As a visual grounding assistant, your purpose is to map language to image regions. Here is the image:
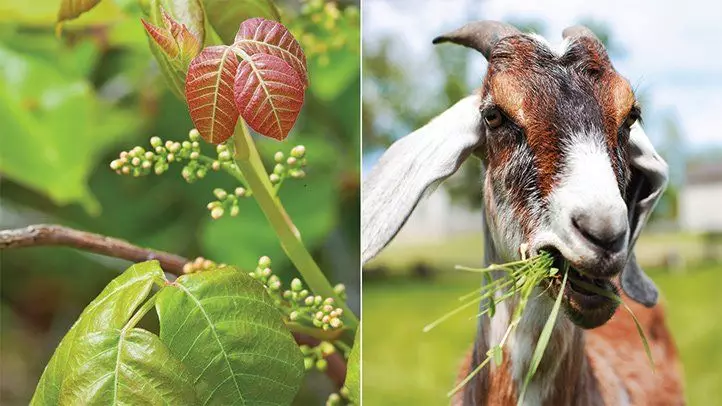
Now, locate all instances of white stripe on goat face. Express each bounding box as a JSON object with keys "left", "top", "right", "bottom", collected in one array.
[{"left": 534, "top": 135, "right": 629, "bottom": 276}]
